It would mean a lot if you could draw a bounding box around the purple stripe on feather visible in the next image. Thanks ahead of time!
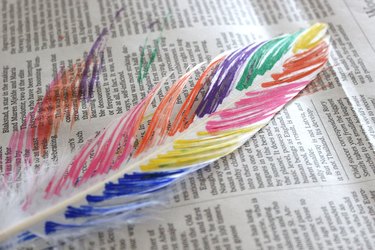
[79,28,108,102]
[80,8,124,102]
[196,42,263,117]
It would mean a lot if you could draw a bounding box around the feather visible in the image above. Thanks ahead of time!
[0,23,329,245]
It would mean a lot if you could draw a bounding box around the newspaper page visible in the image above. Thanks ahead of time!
[0,0,374,249]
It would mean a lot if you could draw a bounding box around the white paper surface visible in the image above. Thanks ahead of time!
[0,0,375,249]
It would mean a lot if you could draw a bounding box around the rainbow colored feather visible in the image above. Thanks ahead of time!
[0,23,329,245]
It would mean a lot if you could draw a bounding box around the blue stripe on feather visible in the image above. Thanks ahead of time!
[17,231,38,243]
[65,200,158,218]
[87,170,187,203]
[0,231,38,249]
[45,212,147,235]
[44,170,191,235]
[45,222,85,234]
